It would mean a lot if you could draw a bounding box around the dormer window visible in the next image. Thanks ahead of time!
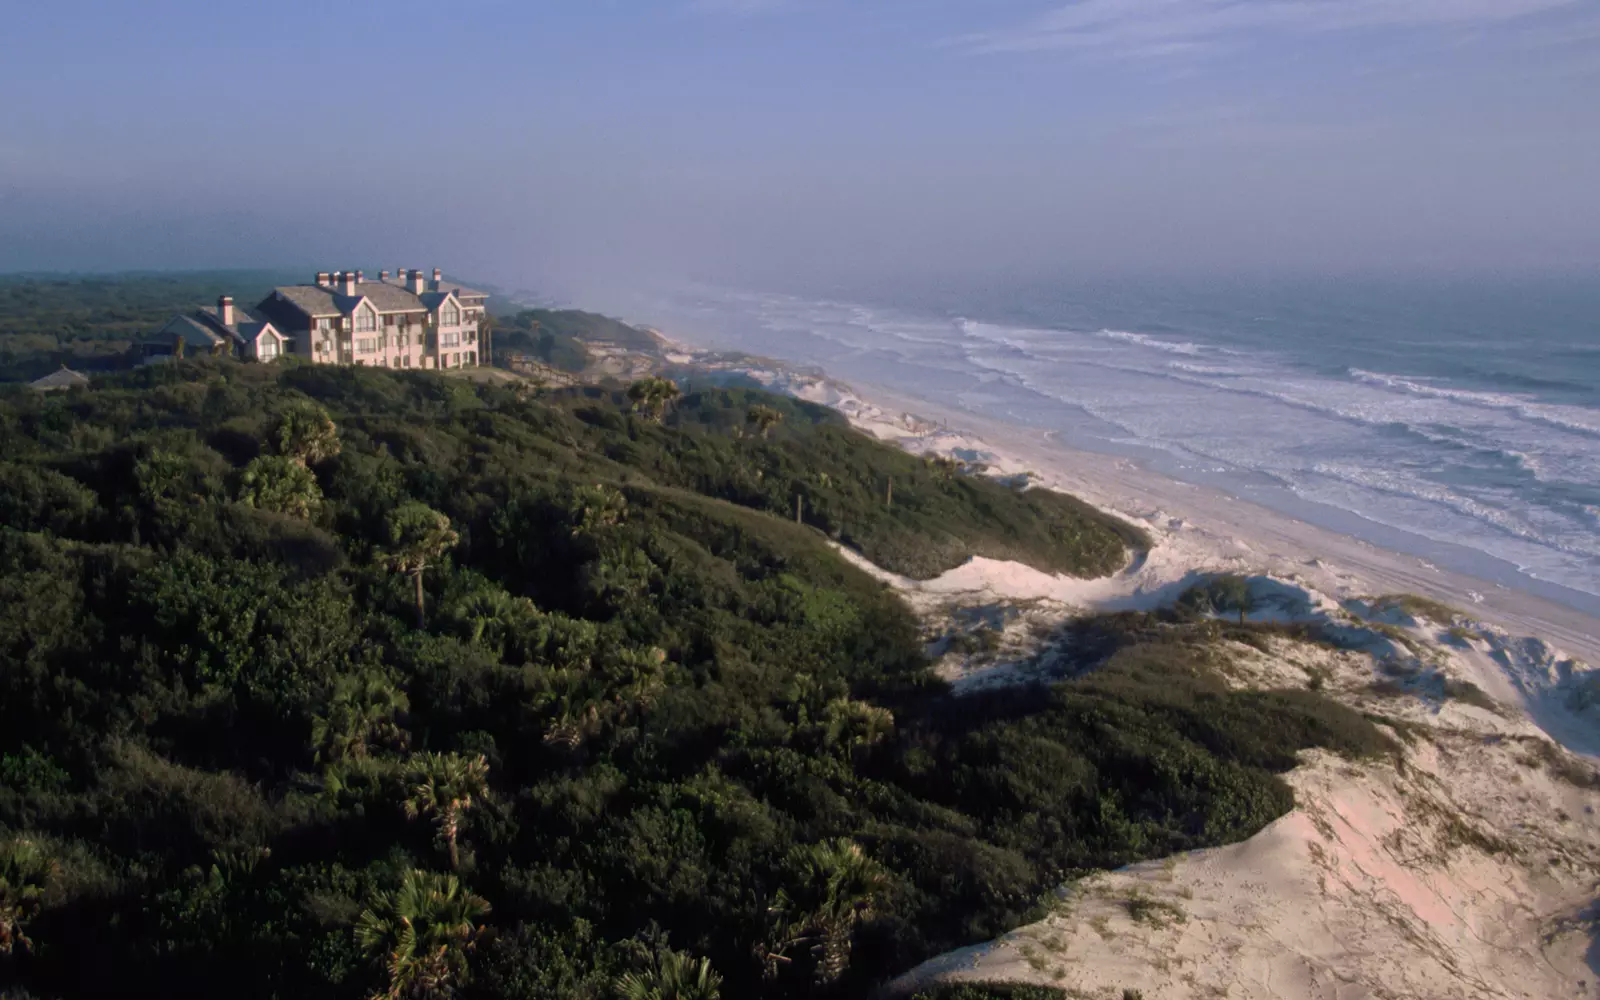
[354,307,376,332]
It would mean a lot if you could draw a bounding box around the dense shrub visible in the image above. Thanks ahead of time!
[0,358,1378,1000]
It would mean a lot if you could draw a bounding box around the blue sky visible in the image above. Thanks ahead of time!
[3,0,1598,289]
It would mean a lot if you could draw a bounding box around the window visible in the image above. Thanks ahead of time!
[441,333,460,348]
[440,303,459,326]
[354,308,376,332]
[356,338,377,353]
[383,314,395,327]
[315,317,331,332]
[464,351,476,366]
[396,334,409,348]
[258,338,279,360]
[401,355,411,368]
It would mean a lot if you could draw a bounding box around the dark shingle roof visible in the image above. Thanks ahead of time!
[150,314,228,347]
[270,285,343,319]
[269,281,429,319]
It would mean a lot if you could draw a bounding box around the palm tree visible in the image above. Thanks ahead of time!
[445,587,534,652]
[381,503,460,627]
[355,868,490,1000]
[626,377,681,422]
[312,671,411,763]
[746,404,783,439]
[775,839,891,988]
[272,400,342,466]
[403,752,489,871]
[616,948,723,1000]
[821,698,895,762]
[568,484,628,539]
[237,454,324,519]
[0,838,55,956]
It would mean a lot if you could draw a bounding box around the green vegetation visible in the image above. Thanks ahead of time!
[1177,574,1255,624]
[0,358,1385,999]
[486,310,591,373]
[0,270,299,382]
[1368,594,1462,625]
[658,387,1148,579]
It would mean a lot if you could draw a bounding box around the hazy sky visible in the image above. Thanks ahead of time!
[4,0,1599,291]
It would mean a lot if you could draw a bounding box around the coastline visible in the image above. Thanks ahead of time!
[647,327,1600,670]
[655,335,1600,1000]
[848,379,1600,669]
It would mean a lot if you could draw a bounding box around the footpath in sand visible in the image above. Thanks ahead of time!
[671,350,1600,1000]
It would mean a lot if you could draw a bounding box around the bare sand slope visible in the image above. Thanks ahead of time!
[884,624,1600,1000]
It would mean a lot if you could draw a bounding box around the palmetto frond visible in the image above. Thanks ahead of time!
[356,869,489,1000]
[616,947,722,1000]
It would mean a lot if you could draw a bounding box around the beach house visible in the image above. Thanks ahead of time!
[253,269,490,369]
[144,268,490,369]
[142,297,287,363]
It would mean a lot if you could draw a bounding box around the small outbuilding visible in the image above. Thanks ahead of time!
[29,367,91,392]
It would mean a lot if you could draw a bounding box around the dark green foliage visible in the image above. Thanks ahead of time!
[487,311,592,373]
[0,360,1383,1000]
[1177,574,1255,624]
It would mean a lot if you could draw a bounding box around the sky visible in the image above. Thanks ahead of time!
[3,0,1599,293]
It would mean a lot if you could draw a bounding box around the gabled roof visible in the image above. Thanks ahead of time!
[269,285,344,319]
[194,304,279,344]
[151,313,228,347]
[270,282,429,320]
[419,290,460,311]
[30,367,90,390]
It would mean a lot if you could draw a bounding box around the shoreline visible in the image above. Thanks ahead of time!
[849,379,1600,668]
[643,327,1600,668]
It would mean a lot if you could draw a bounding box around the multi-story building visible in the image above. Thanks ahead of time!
[256,269,490,369]
[143,268,490,369]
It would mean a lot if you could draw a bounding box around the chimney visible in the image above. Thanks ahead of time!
[379,270,389,282]
[409,269,425,294]
[356,270,365,284]
[218,295,234,327]
[340,271,357,296]
[315,271,330,288]
[432,267,442,284]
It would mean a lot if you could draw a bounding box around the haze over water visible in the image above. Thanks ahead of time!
[610,275,1600,613]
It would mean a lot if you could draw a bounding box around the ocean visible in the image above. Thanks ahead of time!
[604,275,1600,614]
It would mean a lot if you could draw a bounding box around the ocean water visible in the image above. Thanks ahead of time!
[606,275,1600,613]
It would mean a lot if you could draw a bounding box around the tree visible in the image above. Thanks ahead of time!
[1214,574,1255,625]
[745,404,783,439]
[311,671,410,764]
[236,454,324,519]
[616,948,723,1000]
[626,377,681,422]
[821,698,894,762]
[403,752,489,871]
[355,868,490,1000]
[271,400,341,466]
[775,839,891,988]
[1179,574,1255,625]
[381,503,459,627]
[0,838,54,956]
